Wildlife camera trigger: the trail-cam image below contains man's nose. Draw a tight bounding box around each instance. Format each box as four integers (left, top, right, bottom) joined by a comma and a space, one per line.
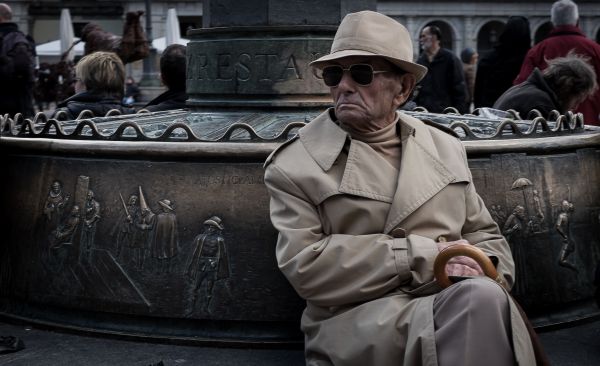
336, 70, 356, 91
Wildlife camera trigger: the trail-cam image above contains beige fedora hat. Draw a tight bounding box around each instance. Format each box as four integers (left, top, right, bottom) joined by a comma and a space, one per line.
310, 11, 427, 82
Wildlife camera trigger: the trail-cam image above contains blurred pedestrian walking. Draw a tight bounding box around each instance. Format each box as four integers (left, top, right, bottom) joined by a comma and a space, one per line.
0, 3, 36, 118
513, 0, 600, 125
123, 76, 140, 105
474, 16, 531, 109
414, 25, 468, 113
460, 47, 478, 111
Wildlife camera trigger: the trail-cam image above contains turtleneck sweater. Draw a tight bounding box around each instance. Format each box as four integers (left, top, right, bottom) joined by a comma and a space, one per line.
342, 117, 402, 170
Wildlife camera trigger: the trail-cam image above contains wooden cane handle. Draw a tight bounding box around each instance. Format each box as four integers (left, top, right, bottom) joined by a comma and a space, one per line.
433, 244, 502, 289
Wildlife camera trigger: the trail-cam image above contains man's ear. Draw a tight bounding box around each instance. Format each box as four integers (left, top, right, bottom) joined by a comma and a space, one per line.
394, 73, 416, 106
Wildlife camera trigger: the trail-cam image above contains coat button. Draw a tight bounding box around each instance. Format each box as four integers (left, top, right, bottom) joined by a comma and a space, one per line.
391, 227, 406, 238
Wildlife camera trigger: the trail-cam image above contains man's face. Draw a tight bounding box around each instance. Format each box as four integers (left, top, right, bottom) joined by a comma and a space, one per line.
419, 27, 435, 51
328, 56, 407, 132
51, 182, 61, 193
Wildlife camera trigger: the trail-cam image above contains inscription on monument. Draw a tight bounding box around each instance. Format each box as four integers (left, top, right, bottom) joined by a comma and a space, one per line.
189, 53, 302, 83
187, 38, 332, 94
195, 175, 265, 187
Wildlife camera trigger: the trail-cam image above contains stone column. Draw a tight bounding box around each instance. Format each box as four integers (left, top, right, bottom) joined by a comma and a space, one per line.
186, 0, 376, 111
464, 17, 474, 52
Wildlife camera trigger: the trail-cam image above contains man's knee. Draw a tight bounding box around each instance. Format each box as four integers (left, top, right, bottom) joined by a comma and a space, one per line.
435, 278, 508, 311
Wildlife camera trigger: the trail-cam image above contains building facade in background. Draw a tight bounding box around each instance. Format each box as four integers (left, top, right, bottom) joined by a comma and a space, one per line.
4, 0, 600, 73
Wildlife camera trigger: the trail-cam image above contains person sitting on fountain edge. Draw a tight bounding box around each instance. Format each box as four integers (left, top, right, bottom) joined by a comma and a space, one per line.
263, 10, 538, 366
51, 51, 136, 120
141, 44, 188, 112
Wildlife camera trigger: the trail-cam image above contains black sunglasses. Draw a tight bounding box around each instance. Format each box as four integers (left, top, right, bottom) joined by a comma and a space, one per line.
321, 64, 390, 87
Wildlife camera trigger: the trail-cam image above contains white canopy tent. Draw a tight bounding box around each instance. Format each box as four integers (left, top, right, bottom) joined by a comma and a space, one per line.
36, 37, 84, 64
37, 37, 187, 59
59, 8, 75, 62
151, 37, 190, 53
165, 8, 182, 46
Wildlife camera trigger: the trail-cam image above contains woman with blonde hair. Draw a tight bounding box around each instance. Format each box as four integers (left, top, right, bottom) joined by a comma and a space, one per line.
51, 51, 135, 119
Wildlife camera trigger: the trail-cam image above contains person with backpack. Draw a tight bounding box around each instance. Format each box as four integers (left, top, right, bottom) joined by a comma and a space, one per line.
0, 3, 36, 118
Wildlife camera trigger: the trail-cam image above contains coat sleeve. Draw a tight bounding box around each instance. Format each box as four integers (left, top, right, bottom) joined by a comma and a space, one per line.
265, 162, 438, 308
9, 42, 34, 84
459, 147, 516, 289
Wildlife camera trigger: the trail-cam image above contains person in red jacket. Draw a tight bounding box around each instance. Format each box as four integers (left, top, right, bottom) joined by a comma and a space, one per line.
513, 0, 600, 125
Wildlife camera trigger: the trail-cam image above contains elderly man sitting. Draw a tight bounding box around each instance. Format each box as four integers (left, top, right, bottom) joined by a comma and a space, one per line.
264, 11, 538, 366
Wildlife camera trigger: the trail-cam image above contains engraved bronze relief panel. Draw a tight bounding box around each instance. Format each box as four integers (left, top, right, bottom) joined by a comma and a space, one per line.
469, 149, 600, 310
0, 155, 304, 321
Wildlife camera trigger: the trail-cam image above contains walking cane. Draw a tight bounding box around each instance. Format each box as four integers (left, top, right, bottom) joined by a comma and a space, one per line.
433, 244, 550, 366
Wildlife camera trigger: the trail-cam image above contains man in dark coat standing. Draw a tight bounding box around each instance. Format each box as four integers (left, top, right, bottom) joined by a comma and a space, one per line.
513, 0, 600, 125
414, 25, 468, 114
474, 16, 531, 109
0, 3, 35, 118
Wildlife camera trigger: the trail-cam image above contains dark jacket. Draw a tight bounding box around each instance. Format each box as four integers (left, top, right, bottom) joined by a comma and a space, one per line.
142, 89, 187, 112
414, 47, 468, 113
52, 91, 136, 120
493, 68, 559, 119
0, 22, 35, 117
514, 25, 600, 125
474, 16, 531, 108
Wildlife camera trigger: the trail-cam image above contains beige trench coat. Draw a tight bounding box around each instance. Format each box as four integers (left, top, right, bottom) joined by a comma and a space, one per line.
264, 109, 535, 366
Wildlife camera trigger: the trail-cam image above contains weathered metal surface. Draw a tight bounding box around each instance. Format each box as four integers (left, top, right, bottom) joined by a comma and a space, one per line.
0, 106, 589, 142
1, 110, 599, 343
185, 26, 335, 108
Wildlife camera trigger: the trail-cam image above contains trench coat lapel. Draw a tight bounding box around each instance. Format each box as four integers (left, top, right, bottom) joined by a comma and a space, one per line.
299, 111, 347, 172
299, 110, 398, 203
337, 139, 398, 203
383, 113, 456, 233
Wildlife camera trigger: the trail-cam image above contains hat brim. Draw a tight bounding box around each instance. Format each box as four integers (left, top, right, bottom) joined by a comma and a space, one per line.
204, 219, 224, 230
310, 49, 427, 82
158, 201, 174, 211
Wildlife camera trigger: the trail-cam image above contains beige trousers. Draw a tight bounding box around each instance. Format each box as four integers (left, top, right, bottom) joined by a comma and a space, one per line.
433, 278, 516, 366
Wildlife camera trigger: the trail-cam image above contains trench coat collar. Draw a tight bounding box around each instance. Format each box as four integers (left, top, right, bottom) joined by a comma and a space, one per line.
299, 109, 456, 228
299, 109, 348, 172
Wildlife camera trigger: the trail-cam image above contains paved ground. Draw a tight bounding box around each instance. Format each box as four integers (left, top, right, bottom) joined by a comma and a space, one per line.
0, 319, 599, 365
